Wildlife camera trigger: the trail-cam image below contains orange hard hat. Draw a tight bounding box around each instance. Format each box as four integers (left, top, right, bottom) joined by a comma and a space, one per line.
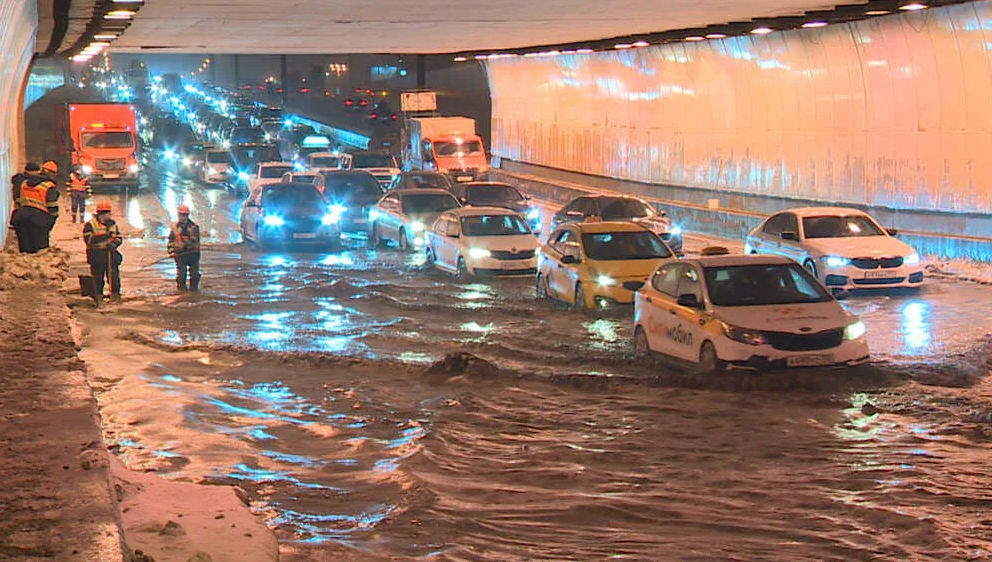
96, 200, 112, 213
41, 160, 58, 174
177, 204, 190, 215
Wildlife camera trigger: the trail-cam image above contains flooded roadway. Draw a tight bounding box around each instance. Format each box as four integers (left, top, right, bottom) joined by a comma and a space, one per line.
73, 160, 992, 561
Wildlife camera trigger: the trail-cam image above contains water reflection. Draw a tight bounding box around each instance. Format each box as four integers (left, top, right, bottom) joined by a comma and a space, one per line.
900, 301, 931, 352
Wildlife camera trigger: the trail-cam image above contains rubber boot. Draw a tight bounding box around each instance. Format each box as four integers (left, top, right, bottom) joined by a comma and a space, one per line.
177, 280, 188, 293
190, 276, 200, 292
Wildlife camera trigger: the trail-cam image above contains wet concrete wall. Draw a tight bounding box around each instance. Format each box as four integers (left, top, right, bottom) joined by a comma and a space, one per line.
0, 0, 36, 245
487, 2, 992, 228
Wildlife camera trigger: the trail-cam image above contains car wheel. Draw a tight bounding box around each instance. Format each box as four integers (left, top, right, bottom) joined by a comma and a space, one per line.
633, 326, 651, 357
803, 259, 818, 278
398, 228, 410, 252
456, 256, 469, 278
697, 341, 721, 375
536, 273, 549, 299
369, 223, 384, 248
573, 282, 587, 310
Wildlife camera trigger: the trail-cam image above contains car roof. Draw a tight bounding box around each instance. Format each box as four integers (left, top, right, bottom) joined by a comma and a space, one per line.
682, 254, 795, 268
258, 161, 293, 167
777, 206, 869, 218
264, 181, 321, 191
445, 206, 520, 217
391, 188, 454, 197
574, 194, 647, 202
559, 221, 651, 234
402, 170, 442, 175
308, 151, 346, 158
463, 181, 514, 188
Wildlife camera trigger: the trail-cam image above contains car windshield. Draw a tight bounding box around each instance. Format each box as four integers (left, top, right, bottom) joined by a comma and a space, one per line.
581, 231, 672, 260
261, 186, 325, 210
352, 154, 397, 168
206, 151, 232, 164
600, 199, 652, 220
461, 214, 531, 236
291, 174, 316, 183
309, 156, 346, 169
322, 175, 383, 202
400, 174, 450, 189
802, 215, 885, 238
81, 132, 134, 149
704, 264, 833, 307
434, 140, 484, 157
232, 146, 281, 165
260, 165, 292, 178
466, 185, 523, 204
231, 128, 265, 143
401, 193, 460, 215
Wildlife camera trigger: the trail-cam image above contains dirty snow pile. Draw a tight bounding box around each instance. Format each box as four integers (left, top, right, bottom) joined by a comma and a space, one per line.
926, 258, 992, 285
0, 247, 70, 290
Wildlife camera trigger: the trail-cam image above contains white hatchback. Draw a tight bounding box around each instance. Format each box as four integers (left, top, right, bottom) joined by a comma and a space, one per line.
633, 254, 870, 373
744, 207, 924, 294
426, 207, 539, 277
247, 162, 295, 193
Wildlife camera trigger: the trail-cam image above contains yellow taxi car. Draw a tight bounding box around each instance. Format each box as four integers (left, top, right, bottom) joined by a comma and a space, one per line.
633, 253, 870, 373
536, 221, 675, 309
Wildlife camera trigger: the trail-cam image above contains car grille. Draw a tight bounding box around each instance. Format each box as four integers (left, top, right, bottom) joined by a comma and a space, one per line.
490, 249, 535, 260
851, 257, 904, 269
851, 277, 906, 286
290, 217, 320, 231
449, 167, 478, 175
764, 328, 844, 351
96, 158, 125, 171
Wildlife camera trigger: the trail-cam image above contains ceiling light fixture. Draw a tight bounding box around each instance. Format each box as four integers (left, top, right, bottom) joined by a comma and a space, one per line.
865, 9, 891, 15
705, 33, 727, 39
632, 40, 650, 47
576, 48, 594, 54
684, 35, 705, 42
94, 33, 118, 40
112, 0, 144, 3
614, 43, 632, 49
453, 56, 468, 62
899, 2, 927, 10
801, 21, 829, 28
751, 26, 774, 35
105, 9, 136, 19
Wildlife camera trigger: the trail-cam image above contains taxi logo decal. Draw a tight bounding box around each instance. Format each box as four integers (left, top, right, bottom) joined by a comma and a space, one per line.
667, 323, 694, 347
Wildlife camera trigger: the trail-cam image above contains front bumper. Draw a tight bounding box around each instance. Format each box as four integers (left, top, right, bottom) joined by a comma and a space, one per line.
589, 282, 639, 306
715, 338, 870, 372
467, 255, 537, 275
258, 223, 341, 244
822, 263, 924, 290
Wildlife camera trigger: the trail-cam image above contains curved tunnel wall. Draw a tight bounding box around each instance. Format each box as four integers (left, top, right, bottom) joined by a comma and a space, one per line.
0, 0, 37, 244
487, 2, 992, 221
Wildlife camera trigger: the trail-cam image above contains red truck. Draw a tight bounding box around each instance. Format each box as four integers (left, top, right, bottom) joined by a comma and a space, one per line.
56, 103, 141, 188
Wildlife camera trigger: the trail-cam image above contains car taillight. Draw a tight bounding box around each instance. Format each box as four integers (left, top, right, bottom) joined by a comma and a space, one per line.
370, 113, 378, 120
390, 114, 398, 121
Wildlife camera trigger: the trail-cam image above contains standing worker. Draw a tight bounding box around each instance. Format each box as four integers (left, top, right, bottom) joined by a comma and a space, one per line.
39, 160, 62, 224
68, 167, 92, 223
9, 163, 29, 209
167, 204, 201, 292
82, 200, 123, 303
9, 162, 58, 252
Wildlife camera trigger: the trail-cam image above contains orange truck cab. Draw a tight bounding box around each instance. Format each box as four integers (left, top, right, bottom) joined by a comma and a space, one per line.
58, 103, 141, 188
405, 117, 488, 182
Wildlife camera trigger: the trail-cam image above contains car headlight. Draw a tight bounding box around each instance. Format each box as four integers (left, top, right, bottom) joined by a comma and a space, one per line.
321, 213, 339, 226
845, 320, 867, 340
238, 171, 250, 182
182, 157, 192, 167
526, 208, 540, 220
904, 252, 920, 265
468, 248, 491, 260
596, 274, 618, 287
670, 225, 683, 236
263, 215, 285, 227
81, 165, 93, 174
721, 323, 766, 346
824, 256, 851, 268
128, 163, 140, 173
222, 140, 231, 148
164, 149, 176, 161
410, 221, 425, 232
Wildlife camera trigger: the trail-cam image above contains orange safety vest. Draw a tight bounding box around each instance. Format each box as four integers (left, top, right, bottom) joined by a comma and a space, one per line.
69, 173, 90, 192
84, 218, 120, 250
18, 181, 50, 213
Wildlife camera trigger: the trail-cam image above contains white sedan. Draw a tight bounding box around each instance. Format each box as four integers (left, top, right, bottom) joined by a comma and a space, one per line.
426, 207, 539, 277
744, 207, 924, 294
246, 162, 294, 194
633, 253, 870, 373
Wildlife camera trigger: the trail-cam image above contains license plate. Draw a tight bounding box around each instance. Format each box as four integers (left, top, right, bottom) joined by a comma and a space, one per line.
293, 233, 316, 239
103, 173, 120, 179
456, 175, 473, 182
786, 354, 834, 367
864, 270, 892, 279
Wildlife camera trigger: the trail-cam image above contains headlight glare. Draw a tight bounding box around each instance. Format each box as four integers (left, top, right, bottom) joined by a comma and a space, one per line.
670, 225, 683, 236
904, 252, 920, 265
128, 163, 140, 173
845, 320, 867, 340
238, 171, 250, 181
722, 323, 766, 346
825, 256, 851, 268
81, 165, 93, 174
526, 208, 540, 220
410, 221, 425, 232
596, 274, 618, 287
263, 215, 285, 227
468, 247, 491, 260
321, 213, 339, 226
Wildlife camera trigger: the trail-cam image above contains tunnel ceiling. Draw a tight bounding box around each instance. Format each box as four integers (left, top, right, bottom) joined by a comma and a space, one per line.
110, 0, 839, 54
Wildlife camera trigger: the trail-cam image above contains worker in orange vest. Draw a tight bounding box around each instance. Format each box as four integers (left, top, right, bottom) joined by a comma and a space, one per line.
82, 200, 123, 303
8, 162, 58, 252
39, 160, 61, 221
68, 167, 92, 223
167, 204, 201, 292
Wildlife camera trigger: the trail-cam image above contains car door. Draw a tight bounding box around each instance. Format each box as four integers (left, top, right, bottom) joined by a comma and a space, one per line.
639, 263, 685, 357
441, 216, 463, 269
380, 195, 401, 240
751, 213, 786, 256
429, 215, 450, 268
548, 229, 581, 299
776, 212, 806, 264
668, 264, 706, 362
243, 189, 262, 238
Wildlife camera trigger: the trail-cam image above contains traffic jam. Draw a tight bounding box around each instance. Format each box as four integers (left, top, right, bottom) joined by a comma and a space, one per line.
115, 72, 937, 379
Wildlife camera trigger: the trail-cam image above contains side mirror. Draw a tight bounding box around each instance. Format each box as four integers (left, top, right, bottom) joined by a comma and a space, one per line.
677, 293, 703, 309
460, 197, 468, 204
780, 231, 799, 241
561, 254, 579, 265
886, 228, 898, 236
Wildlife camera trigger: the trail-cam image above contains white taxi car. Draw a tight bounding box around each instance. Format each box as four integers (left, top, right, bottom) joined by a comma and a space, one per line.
426, 207, 539, 277
744, 207, 923, 294
247, 162, 294, 194
633, 254, 870, 373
